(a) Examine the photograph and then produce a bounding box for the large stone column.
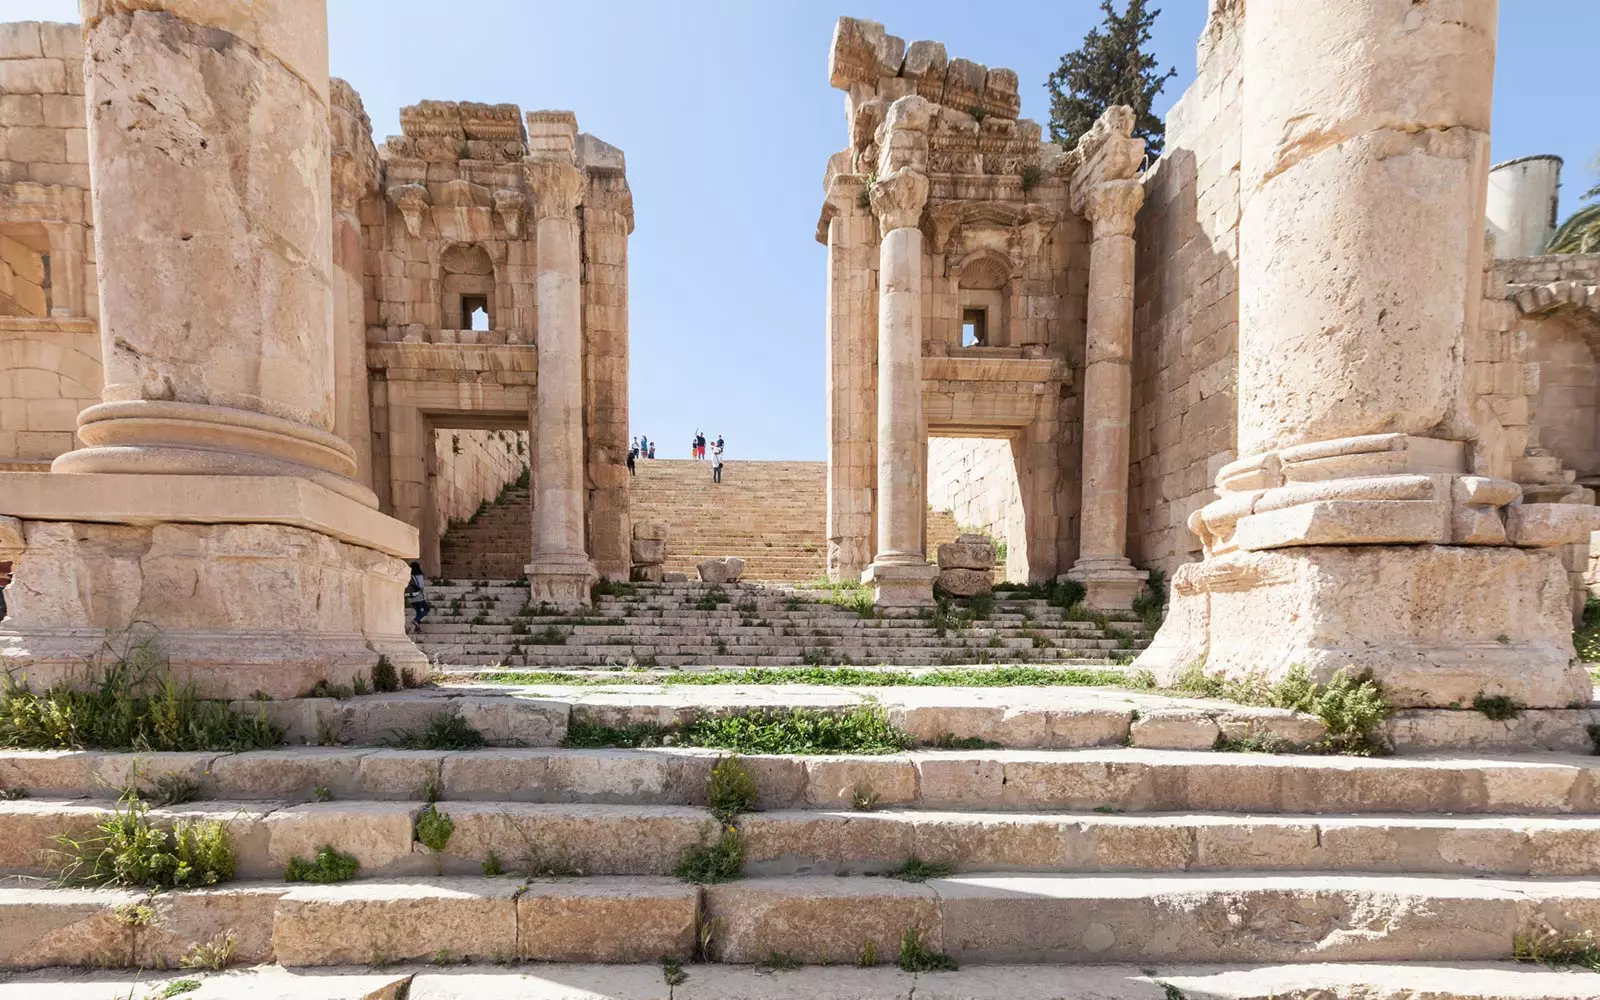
[821,171,877,582]
[0,0,424,699]
[1066,179,1146,609]
[523,113,595,606]
[54,0,373,509]
[329,78,378,490]
[1138,0,1600,709]
[862,95,939,607]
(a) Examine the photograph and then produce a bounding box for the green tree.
[1045,0,1177,157]
[1548,152,1600,254]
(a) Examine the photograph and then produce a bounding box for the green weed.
[284,845,360,883]
[1514,931,1600,970]
[179,929,237,971]
[1473,692,1526,721]
[53,802,235,889]
[708,755,757,822]
[897,927,957,972]
[371,656,400,693]
[387,713,486,750]
[674,824,744,884]
[885,857,952,883]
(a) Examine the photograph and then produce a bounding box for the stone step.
[6,747,1597,814]
[7,961,1600,999]
[701,873,1600,965]
[0,877,698,968]
[3,872,1598,970]
[6,799,1600,879]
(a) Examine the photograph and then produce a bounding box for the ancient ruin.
[3,1,1600,995]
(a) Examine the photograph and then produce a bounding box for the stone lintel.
[0,472,418,559]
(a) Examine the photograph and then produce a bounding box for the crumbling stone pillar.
[523,112,595,607]
[1138,0,1600,708]
[1067,179,1146,609]
[863,96,939,607]
[54,0,373,509]
[0,0,424,698]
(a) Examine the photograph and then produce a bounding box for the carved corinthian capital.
[1085,179,1145,239]
[870,167,929,232]
[526,154,586,222]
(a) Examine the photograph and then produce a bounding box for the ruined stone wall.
[434,429,528,528]
[1126,1,1243,576]
[0,22,99,470]
[927,435,1019,544]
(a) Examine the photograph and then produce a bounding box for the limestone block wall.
[0,22,99,470]
[434,429,529,528]
[1126,1,1243,577]
[927,436,1025,579]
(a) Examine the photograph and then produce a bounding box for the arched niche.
[953,249,1012,348]
[440,242,496,332]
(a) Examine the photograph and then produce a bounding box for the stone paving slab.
[5,962,1599,1000]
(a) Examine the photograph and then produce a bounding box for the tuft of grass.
[0,786,27,800]
[885,857,952,883]
[1514,931,1600,970]
[0,638,281,752]
[591,578,638,601]
[857,940,878,966]
[757,952,800,972]
[1173,664,1390,755]
[180,929,237,971]
[851,782,881,812]
[371,656,400,693]
[660,955,688,986]
[562,718,675,749]
[159,982,202,998]
[1473,692,1526,721]
[482,850,505,877]
[53,802,235,890]
[284,845,360,883]
[674,824,744,884]
[928,733,1002,750]
[527,626,567,646]
[708,755,757,823]
[480,663,1134,690]
[314,785,333,803]
[388,713,486,750]
[683,705,912,756]
[415,804,455,873]
[306,679,354,700]
[149,773,201,807]
[897,927,957,972]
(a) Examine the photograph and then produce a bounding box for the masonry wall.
[0,22,99,470]
[1126,1,1243,577]
[434,429,529,528]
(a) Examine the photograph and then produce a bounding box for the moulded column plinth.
[1064,557,1147,611]
[862,560,940,609]
[0,473,425,699]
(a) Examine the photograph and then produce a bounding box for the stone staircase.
[4,720,1600,994]
[437,459,980,586]
[439,486,529,582]
[630,459,826,581]
[415,581,1149,670]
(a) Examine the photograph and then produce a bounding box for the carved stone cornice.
[525,155,585,222]
[386,183,430,238]
[870,167,928,232]
[1085,179,1144,239]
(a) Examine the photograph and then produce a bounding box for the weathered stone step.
[8,961,1600,999]
[6,747,1599,814]
[707,872,1598,964]
[9,799,1597,880]
[0,876,697,969]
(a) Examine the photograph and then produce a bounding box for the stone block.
[0,888,137,967]
[937,567,992,597]
[273,879,521,966]
[442,803,709,875]
[264,801,420,872]
[1128,709,1221,750]
[0,24,43,60]
[704,876,939,964]
[136,885,284,967]
[938,534,996,570]
[802,756,918,808]
[0,59,66,95]
[517,877,698,961]
[455,696,568,746]
[632,521,668,541]
[630,538,666,564]
[696,557,747,585]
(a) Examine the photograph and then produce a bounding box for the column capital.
[1085,178,1144,238]
[870,167,928,232]
[526,154,586,222]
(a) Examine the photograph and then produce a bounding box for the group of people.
[627,434,656,475]
[694,431,726,483]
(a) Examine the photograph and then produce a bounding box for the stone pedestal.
[523,122,595,608]
[0,1,424,697]
[862,97,937,608]
[1136,0,1600,708]
[1066,178,1146,611]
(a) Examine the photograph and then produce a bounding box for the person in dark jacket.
[405,561,430,631]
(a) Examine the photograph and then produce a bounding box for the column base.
[525,555,596,609]
[1135,544,1592,709]
[862,561,940,608]
[1064,557,1148,611]
[0,473,426,700]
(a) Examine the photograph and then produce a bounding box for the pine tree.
[1045,0,1177,157]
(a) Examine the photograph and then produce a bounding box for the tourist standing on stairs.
[648,441,656,459]
[711,440,724,483]
[626,446,636,477]
[405,561,430,632]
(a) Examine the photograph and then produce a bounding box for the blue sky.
[14,1,1600,459]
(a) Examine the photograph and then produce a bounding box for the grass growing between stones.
[0,639,282,752]
[1576,596,1600,663]
[387,713,487,750]
[1473,692,1526,721]
[564,705,914,755]
[479,664,1140,689]
[897,927,957,972]
[53,802,235,890]
[884,857,952,883]
[415,804,455,874]
[284,845,361,883]
[708,755,757,822]
[1514,931,1600,970]
[1172,663,1391,755]
[673,824,744,883]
